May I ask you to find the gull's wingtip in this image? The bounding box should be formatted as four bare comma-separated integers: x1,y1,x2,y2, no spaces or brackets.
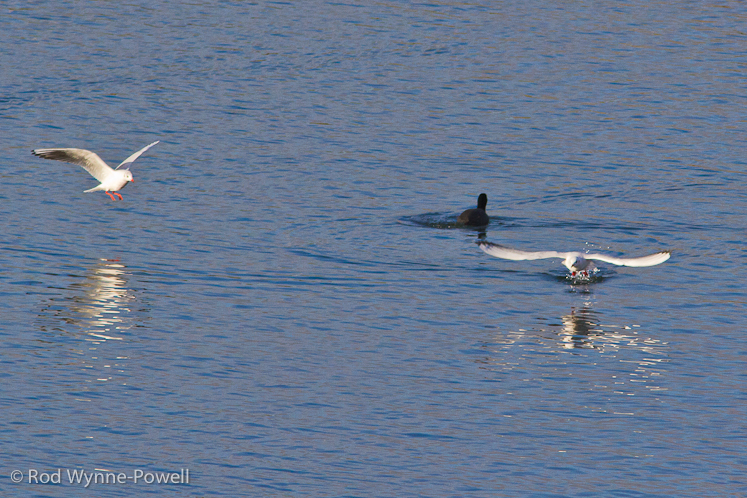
31,148,62,160
646,250,672,267
477,240,498,252
630,249,672,267
115,140,161,170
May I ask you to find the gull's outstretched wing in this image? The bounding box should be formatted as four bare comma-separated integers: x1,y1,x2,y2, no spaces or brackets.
32,148,113,182
116,141,160,170
586,251,671,267
478,242,566,261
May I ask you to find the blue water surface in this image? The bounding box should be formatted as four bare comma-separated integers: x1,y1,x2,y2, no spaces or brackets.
1,1,745,497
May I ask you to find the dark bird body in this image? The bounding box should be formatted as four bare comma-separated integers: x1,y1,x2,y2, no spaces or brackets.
458,193,489,226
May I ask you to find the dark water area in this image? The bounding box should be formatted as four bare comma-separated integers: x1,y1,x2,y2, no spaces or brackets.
1,1,745,496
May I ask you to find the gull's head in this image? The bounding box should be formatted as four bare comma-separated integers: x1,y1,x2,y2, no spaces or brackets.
123,170,134,182
563,254,589,272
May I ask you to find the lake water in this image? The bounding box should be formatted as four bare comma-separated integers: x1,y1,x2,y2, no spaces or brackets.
1,1,745,497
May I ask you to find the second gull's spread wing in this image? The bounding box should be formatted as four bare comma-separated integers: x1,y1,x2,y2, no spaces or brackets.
479,242,566,261
585,251,671,267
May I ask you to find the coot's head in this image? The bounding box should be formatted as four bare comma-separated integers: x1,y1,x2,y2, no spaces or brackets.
477,193,488,210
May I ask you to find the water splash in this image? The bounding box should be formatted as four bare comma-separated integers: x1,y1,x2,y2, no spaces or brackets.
564,266,603,285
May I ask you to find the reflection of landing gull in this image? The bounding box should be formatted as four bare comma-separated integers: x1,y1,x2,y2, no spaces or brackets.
557,304,662,359
478,241,671,276
560,307,601,349
32,141,159,201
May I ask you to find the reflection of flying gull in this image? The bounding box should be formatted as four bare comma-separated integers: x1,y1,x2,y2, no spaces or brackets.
478,241,671,276
77,259,131,339
32,141,159,201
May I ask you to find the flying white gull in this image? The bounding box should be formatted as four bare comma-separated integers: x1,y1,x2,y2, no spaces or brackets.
478,241,671,276
32,141,159,201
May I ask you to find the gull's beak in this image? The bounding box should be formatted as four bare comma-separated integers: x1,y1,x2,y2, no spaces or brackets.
131,178,134,182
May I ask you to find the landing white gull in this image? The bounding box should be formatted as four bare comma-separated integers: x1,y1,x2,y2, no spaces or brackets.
478,241,671,276
32,141,159,201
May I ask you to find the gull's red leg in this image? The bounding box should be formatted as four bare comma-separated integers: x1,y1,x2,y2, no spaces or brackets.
114,192,123,200
105,191,117,201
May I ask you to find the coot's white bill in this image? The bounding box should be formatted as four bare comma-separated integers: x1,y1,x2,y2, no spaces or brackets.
478,241,671,274
32,141,159,201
